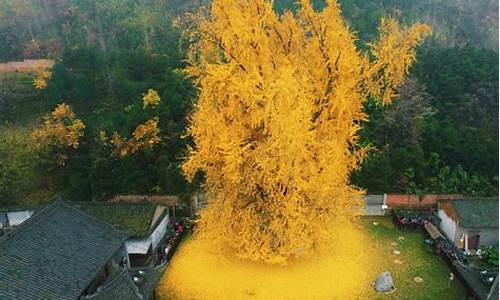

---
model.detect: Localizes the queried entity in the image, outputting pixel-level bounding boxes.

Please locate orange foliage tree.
[182,0,430,264]
[107,88,162,157]
[142,88,161,108]
[32,103,85,165]
[33,62,52,90]
[111,117,161,157]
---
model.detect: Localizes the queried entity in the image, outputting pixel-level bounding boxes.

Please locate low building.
[436,198,499,251]
[0,201,138,300]
[0,200,171,300]
[69,202,171,267]
[0,201,172,267]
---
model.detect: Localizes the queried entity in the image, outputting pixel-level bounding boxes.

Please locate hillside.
[0,0,497,63]
[0,0,497,206]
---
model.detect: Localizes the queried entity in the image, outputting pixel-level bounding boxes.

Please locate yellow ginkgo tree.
[182,0,430,264]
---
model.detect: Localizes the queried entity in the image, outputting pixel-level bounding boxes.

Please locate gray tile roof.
[133,259,169,299]
[452,198,499,228]
[453,261,498,300]
[82,269,143,300]
[68,202,157,237]
[0,201,129,300]
[0,202,161,237]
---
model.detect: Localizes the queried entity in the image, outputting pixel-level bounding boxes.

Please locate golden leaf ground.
[159,221,374,300]
[157,217,466,300]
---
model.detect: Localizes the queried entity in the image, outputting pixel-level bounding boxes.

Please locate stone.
[374,271,395,293]
[392,250,401,255]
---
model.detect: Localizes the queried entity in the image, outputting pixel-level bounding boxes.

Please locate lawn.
[361,216,467,300]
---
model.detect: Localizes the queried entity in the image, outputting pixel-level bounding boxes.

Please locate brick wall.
[111,194,179,206]
[387,194,463,208]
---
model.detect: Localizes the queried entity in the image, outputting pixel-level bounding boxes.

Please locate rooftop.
[441,198,499,229]
[0,201,161,237]
[82,269,143,300]
[0,201,129,300]
[68,202,158,237]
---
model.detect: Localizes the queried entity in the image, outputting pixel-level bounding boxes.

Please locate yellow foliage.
[158,220,378,300]
[181,0,429,264]
[112,117,161,157]
[32,103,85,149]
[99,130,108,143]
[32,103,85,166]
[32,63,52,90]
[142,89,161,108]
[365,18,431,104]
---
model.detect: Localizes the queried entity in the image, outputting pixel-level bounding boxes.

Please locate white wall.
[7,210,33,226]
[438,209,458,243]
[125,239,151,254]
[151,212,169,250]
[124,208,170,255]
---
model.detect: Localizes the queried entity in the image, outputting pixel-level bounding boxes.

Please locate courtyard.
[361,216,467,299]
[157,215,468,300]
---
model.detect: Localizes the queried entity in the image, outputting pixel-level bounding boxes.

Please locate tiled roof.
[82,269,143,300]
[449,198,499,228]
[453,261,498,300]
[0,201,160,237]
[68,202,158,237]
[133,259,169,299]
[0,201,129,300]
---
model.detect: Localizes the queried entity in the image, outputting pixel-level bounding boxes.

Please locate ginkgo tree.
[182,0,430,264]
[32,103,85,165]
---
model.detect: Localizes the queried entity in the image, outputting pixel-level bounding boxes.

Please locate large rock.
[374,271,395,293]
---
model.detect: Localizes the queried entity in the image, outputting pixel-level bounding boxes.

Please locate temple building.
[436,198,499,251]
[0,201,169,300]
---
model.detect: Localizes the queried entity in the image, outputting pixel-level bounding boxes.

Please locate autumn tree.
[142,88,161,108]
[111,117,161,157]
[32,103,85,165]
[182,0,429,264]
[33,62,52,89]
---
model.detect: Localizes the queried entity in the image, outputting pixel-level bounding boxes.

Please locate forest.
[0,0,498,206]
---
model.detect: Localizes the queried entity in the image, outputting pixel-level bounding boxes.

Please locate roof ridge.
[82,268,144,300]
[70,201,155,206]
[0,200,61,244]
[125,269,145,300]
[57,202,131,299]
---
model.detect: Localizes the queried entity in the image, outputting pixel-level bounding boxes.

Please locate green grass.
[0,72,47,125]
[362,216,467,300]
[69,202,157,236]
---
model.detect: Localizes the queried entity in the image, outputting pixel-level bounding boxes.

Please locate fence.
[110,193,464,217]
[110,195,179,206]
